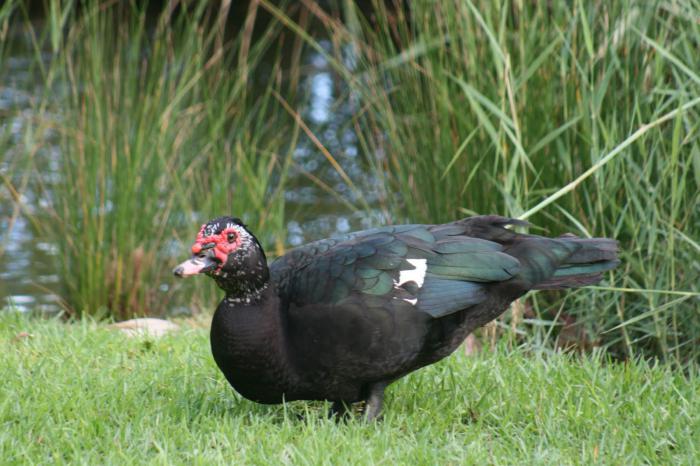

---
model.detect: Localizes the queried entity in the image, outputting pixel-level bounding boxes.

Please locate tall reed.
[275,0,700,363]
[20,1,292,318]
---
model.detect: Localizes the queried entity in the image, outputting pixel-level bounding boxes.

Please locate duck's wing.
[269,219,523,318]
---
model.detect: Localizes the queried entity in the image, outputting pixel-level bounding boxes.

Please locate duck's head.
[173,216,268,296]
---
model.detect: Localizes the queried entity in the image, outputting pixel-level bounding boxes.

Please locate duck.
[173,215,618,420]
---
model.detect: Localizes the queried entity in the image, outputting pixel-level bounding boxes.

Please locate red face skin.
[190,224,242,272]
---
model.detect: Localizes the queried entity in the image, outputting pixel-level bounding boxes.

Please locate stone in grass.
[109,318,179,338]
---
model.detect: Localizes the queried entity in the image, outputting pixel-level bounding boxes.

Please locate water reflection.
[286,40,382,246]
[309,72,333,123]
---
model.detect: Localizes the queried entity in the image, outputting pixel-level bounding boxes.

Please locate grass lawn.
[2,313,698,465]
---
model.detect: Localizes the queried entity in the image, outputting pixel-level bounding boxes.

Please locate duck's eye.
[227,232,237,243]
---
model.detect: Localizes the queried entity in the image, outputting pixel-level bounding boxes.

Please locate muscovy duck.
[174,215,618,420]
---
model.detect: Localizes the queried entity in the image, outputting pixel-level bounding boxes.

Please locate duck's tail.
[531,235,619,290]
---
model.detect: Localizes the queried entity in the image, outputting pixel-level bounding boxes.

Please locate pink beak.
[173,252,217,277]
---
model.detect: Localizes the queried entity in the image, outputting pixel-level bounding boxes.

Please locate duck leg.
[362,381,388,421]
[328,401,350,420]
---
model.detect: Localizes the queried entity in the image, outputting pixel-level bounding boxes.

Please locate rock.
[109,318,179,337]
[12,332,33,342]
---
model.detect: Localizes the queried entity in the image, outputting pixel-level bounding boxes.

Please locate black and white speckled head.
[173,216,269,300]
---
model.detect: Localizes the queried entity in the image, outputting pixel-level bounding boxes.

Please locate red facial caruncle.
[190,224,242,272]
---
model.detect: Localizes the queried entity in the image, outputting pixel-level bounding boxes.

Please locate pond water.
[0,31,382,315]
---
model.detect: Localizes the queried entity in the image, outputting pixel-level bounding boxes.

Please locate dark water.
[0,34,381,314]
[0,43,63,313]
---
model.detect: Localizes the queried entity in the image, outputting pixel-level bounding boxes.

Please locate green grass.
[2,313,698,465]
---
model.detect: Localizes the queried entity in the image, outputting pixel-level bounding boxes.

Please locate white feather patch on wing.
[395,258,427,305]
[397,259,427,287]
